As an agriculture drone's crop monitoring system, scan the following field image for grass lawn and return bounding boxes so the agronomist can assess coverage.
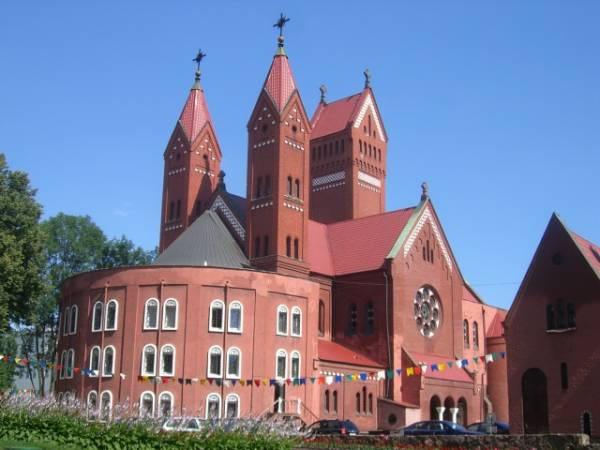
[0,440,70,450]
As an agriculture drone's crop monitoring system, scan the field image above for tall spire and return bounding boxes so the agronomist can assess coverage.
[273,13,290,56]
[263,13,296,112]
[179,49,213,142]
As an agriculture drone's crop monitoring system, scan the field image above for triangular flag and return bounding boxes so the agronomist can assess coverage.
[414,366,422,376]
[120,373,126,380]
[420,365,428,374]
[447,361,453,369]
[254,379,260,387]
[239,380,246,386]
[231,379,237,386]
[262,379,268,386]
[485,354,494,363]
[462,359,469,367]
[438,364,446,372]
[359,373,367,381]
[386,370,395,379]
[325,376,333,385]
[431,364,439,372]
[396,368,403,375]
[406,367,414,376]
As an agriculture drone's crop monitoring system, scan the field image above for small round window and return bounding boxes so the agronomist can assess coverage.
[414,286,442,338]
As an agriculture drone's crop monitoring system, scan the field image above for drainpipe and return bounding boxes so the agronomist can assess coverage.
[383,269,392,399]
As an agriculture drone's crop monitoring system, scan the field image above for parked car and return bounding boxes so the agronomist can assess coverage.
[161,417,205,432]
[399,420,483,436]
[466,421,509,434]
[305,419,360,436]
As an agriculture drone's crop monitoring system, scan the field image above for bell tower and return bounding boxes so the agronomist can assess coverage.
[246,15,311,276]
[159,51,222,252]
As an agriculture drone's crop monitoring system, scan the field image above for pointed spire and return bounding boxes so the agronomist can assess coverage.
[178,50,213,142]
[273,13,290,56]
[263,14,297,111]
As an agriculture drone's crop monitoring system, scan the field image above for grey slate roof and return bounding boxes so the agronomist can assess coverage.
[153,210,249,268]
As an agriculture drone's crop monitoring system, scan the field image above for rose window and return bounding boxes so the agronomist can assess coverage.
[413,286,442,337]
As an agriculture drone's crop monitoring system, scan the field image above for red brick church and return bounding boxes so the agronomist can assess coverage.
[55,20,508,431]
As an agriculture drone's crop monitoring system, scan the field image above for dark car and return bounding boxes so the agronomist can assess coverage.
[466,421,509,434]
[305,419,360,436]
[400,420,483,436]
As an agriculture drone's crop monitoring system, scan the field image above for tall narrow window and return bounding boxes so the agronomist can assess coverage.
[348,304,358,335]
[294,179,300,198]
[169,201,174,221]
[87,391,98,420]
[341,140,345,153]
[286,236,291,257]
[92,302,103,332]
[100,391,112,422]
[144,298,159,330]
[472,321,479,350]
[293,238,299,259]
[209,300,224,332]
[325,389,330,413]
[277,305,288,335]
[159,392,173,418]
[263,235,269,256]
[264,175,272,196]
[254,236,261,258]
[207,346,222,378]
[206,394,221,419]
[365,301,375,335]
[140,392,154,418]
[63,306,71,336]
[160,345,175,376]
[162,299,178,330]
[89,346,100,376]
[59,351,66,379]
[276,350,287,379]
[228,302,243,333]
[355,392,361,414]
[318,300,325,336]
[561,362,568,390]
[287,176,293,195]
[362,387,367,413]
[226,394,240,418]
[567,303,576,328]
[176,200,181,219]
[105,300,117,331]
[142,344,156,376]
[557,300,566,329]
[256,177,263,198]
[103,346,115,377]
[463,320,470,348]
[196,200,202,217]
[226,347,241,379]
[546,305,555,330]
[291,351,300,378]
[291,307,302,337]
[66,349,75,379]
[69,305,78,335]
[368,393,373,414]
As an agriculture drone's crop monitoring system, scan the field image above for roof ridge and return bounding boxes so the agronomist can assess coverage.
[326,207,416,228]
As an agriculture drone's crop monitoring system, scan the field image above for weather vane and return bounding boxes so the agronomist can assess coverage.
[273,13,290,37]
[193,49,206,72]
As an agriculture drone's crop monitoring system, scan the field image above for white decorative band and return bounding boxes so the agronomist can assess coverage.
[313,181,345,192]
[358,181,380,193]
[312,171,345,187]
[211,196,246,241]
[403,207,453,272]
[283,202,304,212]
[358,171,381,188]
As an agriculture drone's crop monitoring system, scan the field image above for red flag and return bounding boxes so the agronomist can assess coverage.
[254,379,260,387]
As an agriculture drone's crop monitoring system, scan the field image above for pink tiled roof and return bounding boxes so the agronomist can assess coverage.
[263,55,297,111]
[311,92,363,139]
[571,232,600,278]
[307,208,415,276]
[179,88,213,142]
[462,285,481,303]
[409,351,473,383]
[318,340,383,368]
[486,311,506,338]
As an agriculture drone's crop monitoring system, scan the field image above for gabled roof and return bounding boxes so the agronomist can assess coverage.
[570,231,600,279]
[407,351,473,383]
[263,55,297,112]
[178,83,214,143]
[307,208,415,276]
[153,210,249,268]
[318,339,383,368]
[486,310,506,338]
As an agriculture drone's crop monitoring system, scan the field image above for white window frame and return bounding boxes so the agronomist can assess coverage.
[141,344,157,376]
[160,344,176,377]
[89,346,101,377]
[226,347,241,379]
[291,306,302,337]
[102,345,116,377]
[158,391,174,418]
[225,393,240,418]
[69,305,78,335]
[162,298,179,330]
[66,349,75,379]
[207,345,223,378]
[275,349,288,380]
[227,301,243,333]
[62,307,69,337]
[205,393,221,420]
[92,301,103,332]
[144,298,160,330]
[290,351,301,379]
[59,350,66,379]
[276,305,289,336]
[139,391,155,418]
[87,390,98,420]
[209,300,225,332]
[104,299,118,331]
[100,390,113,422]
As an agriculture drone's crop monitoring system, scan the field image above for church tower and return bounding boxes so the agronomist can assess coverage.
[309,71,388,224]
[246,16,311,276]
[159,52,222,252]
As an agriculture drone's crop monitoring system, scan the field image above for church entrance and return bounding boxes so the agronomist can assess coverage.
[430,395,441,420]
[274,383,286,413]
[522,368,549,434]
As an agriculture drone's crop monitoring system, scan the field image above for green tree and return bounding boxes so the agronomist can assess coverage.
[99,236,156,268]
[0,153,45,331]
[0,332,17,391]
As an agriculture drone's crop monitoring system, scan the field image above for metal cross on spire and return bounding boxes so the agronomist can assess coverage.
[273,13,290,37]
[193,49,206,72]
[364,68,372,88]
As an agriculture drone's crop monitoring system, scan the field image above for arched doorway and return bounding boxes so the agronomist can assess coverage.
[457,397,468,426]
[522,368,549,434]
[582,412,592,437]
[430,395,441,420]
[443,397,454,422]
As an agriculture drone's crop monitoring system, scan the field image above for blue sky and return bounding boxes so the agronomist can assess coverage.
[1,1,598,309]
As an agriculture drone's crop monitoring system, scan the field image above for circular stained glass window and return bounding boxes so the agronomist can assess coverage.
[414,286,442,338]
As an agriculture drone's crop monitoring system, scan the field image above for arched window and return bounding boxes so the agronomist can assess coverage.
[141,344,156,376]
[368,393,373,415]
[457,397,468,426]
[291,351,300,379]
[89,346,100,377]
[275,349,287,379]
[159,392,174,418]
[318,300,325,336]
[463,320,470,348]
[59,351,66,379]
[355,392,361,414]
[162,299,178,330]
[160,345,175,376]
[287,176,293,196]
[100,391,112,422]
[206,393,221,420]
[293,238,299,259]
[561,362,569,390]
[69,305,78,335]
[472,321,479,350]
[546,304,555,330]
[226,347,241,379]
[144,298,159,330]
[365,301,375,335]
[363,386,367,413]
[265,175,272,196]
[63,306,71,336]
[139,391,155,418]
[324,389,330,413]
[291,307,302,337]
[263,235,269,256]
[277,305,288,335]
[66,349,75,379]
[105,300,117,331]
[557,299,566,328]
[333,390,338,413]
[92,302,103,332]
[176,199,181,219]
[286,236,291,257]
[169,201,174,221]
[294,179,300,198]
[582,412,592,436]
[102,346,115,377]
[87,390,98,420]
[348,304,358,335]
[254,236,261,258]
[567,303,576,328]
[207,346,222,378]
[225,394,240,418]
[359,140,363,153]
[228,301,243,333]
[209,300,224,332]
[255,176,263,198]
